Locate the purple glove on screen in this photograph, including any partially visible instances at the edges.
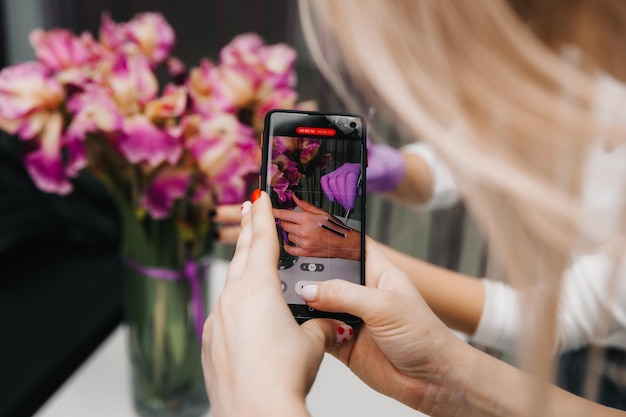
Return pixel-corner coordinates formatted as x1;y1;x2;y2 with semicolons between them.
321;163;361;211
366;140;406;193
320;141;406;210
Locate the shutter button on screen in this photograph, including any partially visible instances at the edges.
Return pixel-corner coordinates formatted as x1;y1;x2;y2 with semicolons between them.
300;263;325;272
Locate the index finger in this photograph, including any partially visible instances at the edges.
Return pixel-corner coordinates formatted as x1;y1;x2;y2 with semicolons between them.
243;192;281;280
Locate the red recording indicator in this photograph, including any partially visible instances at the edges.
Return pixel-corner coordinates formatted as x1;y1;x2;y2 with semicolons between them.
296;127;336;136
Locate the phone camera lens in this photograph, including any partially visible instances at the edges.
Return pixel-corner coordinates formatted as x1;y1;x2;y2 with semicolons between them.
349;122;357;128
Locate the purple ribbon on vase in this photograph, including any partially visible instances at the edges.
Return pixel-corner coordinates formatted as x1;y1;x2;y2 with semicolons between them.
124;257;210;345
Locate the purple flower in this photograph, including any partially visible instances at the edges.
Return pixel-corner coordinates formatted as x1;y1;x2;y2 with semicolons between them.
299;139;321;165
269;164;291;203
142;170;190;219
272;136;297;155
0;62;64;139
118;114;182;167
272;154;302;184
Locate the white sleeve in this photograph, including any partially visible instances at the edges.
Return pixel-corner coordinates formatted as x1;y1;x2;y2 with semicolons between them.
470;279;523;354
400;142;461;210
470;251;626;355
556;251;626;352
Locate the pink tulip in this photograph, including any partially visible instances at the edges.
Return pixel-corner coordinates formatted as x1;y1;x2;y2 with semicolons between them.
217;33;297;108
206;139;260;204
66;85;124;139
0;62;64;139
144;84;187;121
99;13;127;54
213;66;256;110
99;12;175;65
142;169;190;219
124;12;175;64
259;42;297;89
219;33;266;68
106;53;158;112
118;114;182;167
253;88;297;131
24;113;73;194
29;29;101;72
208;168;253;205
186;113;255;178
187;59;234;115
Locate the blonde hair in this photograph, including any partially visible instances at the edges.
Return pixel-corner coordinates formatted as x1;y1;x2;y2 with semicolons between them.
299;0;626;413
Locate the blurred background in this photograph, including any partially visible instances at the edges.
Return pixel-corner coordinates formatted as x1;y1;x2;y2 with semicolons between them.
0;1;484;416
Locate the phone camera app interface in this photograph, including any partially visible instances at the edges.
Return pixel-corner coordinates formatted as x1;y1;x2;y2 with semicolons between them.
267;125;364;306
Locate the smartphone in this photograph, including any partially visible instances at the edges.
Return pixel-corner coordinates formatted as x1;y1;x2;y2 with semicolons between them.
261;109;366;325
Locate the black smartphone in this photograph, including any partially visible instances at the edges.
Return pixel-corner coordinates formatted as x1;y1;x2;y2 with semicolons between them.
261;109;366;325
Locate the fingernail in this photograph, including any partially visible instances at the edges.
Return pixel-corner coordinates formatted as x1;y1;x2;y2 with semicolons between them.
208;208;217;219
336;325;354;343
240;201;252;216
251;189;262;203
300;284;319;302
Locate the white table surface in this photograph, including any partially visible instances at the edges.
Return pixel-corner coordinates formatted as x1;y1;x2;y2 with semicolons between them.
34;259;424;417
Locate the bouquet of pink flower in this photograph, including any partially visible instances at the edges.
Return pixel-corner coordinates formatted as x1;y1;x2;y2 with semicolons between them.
0;11;313;222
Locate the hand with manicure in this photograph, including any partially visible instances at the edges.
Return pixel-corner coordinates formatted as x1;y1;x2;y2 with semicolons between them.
273;194;361;261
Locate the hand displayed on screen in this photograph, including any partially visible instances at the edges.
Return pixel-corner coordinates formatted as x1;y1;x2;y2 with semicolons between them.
273;195;361;261
320;162;361;212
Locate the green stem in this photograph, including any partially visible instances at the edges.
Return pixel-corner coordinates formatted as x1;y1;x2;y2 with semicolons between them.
153;280;167;388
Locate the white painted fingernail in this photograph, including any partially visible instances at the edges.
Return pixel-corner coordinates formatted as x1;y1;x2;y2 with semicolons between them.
240;201;252;216
300;284;319;302
336;325;354;343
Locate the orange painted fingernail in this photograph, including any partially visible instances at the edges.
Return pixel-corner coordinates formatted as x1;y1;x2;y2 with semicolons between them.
251;189;262;203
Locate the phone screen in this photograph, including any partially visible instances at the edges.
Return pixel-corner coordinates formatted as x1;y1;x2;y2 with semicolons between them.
261;110;365;324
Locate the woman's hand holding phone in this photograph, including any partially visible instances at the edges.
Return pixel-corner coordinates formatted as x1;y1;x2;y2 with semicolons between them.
300;237;468;412
201;192;352;417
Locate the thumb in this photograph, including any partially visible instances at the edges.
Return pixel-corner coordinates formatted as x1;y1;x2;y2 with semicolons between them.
300;318;355;352
300;279;389;325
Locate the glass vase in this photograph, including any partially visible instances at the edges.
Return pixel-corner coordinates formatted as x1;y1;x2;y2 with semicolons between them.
123;253;210;417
